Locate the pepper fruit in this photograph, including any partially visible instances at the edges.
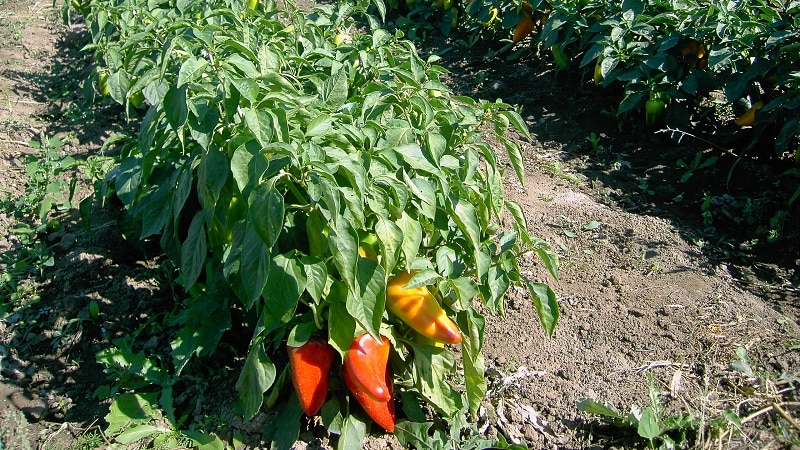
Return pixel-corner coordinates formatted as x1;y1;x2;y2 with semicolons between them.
551;45;569;70
343;334;392;402
481;7;499;27
645;94;666;126
593;57;604;85
343;362;395;432
386;271;462;344
288;338;336;417
358;233;379;260
513;16;536;43
734;100;764;127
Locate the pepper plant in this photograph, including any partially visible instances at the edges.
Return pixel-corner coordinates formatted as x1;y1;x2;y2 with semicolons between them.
78;0;558;444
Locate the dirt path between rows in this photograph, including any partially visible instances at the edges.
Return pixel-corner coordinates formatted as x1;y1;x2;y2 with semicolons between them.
1;1;798;449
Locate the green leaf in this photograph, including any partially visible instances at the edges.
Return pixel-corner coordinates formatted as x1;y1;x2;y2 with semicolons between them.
451;195;481;250
231;77;260;103
177;56;208;87
113;156;142;207
262;253;306;333
136;183;171;238
243;108;274;147
180;430;226;450
396;143;440;175
114;424;162;444
459;309;486;416
731;346;755;377
181;212;207;289
107;69;131;105
499;110;532;142
170;279;232;375
197;147;229;210
306;114;334;137
338;414;367;450
327;290;357;359
637;407;661;440
240;223;271;308
425;132;447;166
248;180;284;249
409;343;462;417
301;256;327;303
323;67;349;109
235;339;276;421
263;393;303;448
395;421;448;450
105;392;159;436
375;218;403;275
502;138;526;185
576;398;622;418
407;175;437;220
396;212;423;266
164;85;189;130
526;281;559;337
329;217;359;290
347;256;386;341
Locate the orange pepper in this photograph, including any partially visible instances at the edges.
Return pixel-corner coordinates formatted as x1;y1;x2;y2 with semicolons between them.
386;271;462;344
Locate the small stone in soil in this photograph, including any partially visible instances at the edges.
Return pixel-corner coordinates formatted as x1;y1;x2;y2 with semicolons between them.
628;308;645;317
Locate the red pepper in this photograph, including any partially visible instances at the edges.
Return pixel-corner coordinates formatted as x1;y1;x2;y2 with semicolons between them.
342;334;392;401
343;362;396;432
386;271;462;344
287;338;336;416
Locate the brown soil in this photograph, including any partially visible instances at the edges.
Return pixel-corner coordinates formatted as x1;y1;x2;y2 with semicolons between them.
1;1;798;449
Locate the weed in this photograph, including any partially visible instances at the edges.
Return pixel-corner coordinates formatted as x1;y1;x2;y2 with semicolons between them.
67;430;104;450
676;151;718;184
578;374;698;449
540;160;583;184
586;132;601;152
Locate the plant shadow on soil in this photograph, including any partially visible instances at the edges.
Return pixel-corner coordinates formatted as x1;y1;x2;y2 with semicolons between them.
1;3;798;449
412;26;800;307
0;7;180;447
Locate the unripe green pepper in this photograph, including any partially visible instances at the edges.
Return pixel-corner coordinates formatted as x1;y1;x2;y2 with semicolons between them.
386;271;462;344
645;94;666;126
551;45;570;70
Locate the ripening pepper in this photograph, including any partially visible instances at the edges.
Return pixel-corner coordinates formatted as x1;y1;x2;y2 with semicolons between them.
593;57;604;85
734;100;764;127
343;360;396;432
358;233;379;260
386;271;462;344
288;338;336;416
343;334;392;402
513;15;536;43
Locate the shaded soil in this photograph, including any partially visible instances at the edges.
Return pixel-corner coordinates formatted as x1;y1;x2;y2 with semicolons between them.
1;1;798;449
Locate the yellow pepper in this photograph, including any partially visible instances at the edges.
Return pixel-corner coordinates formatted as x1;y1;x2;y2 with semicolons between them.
386;271;462;344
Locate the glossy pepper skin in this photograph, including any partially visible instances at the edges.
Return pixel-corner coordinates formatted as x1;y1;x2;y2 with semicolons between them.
645;97;666;126
513;16;536;43
343;362;396;432
343;334;392;402
288;338;336;417
386;271;462;344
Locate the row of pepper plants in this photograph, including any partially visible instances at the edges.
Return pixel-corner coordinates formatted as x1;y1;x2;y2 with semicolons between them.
404;0;800;193
72;0;559;446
